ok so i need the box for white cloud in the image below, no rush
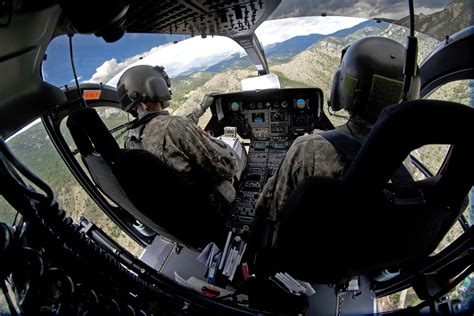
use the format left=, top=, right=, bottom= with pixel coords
left=105, top=36, right=246, bottom=86
left=255, top=16, right=366, bottom=46
left=87, top=16, right=367, bottom=87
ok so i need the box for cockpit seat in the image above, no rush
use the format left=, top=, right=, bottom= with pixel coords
left=265, top=100, right=473, bottom=283
left=66, top=107, right=229, bottom=249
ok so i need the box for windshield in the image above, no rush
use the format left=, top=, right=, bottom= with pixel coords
left=43, top=0, right=472, bottom=104
left=44, top=16, right=442, bottom=116
left=271, top=0, right=453, bottom=19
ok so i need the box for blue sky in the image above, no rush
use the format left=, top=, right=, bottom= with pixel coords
left=43, top=33, right=188, bottom=87
left=43, top=17, right=366, bottom=88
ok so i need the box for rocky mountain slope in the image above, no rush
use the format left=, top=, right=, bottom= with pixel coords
left=170, top=22, right=439, bottom=127
left=396, top=0, right=472, bottom=41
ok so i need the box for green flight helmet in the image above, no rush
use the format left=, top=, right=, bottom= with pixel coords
left=329, top=37, right=420, bottom=123
left=117, top=65, right=172, bottom=116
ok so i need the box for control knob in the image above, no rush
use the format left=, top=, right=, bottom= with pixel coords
left=295, top=116, right=306, bottom=126
left=231, top=117, right=242, bottom=126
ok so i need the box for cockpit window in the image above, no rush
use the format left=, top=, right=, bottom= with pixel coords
left=0, top=197, right=17, bottom=226
left=414, top=79, right=473, bottom=253
left=269, top=0, right=471, bottom=42
left=4, top=121, right=143, bottom=256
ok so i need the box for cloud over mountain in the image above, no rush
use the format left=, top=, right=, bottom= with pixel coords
left=86, top=16, right=366, bottom=86
left=270, top=0, right=450, bottom=20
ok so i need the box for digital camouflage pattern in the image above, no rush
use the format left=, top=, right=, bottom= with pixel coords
left=125, top=111, right=239, bottom=202
left=255, top=120, right=415, bottom=221
left=255, top=131, right=345, bottom=221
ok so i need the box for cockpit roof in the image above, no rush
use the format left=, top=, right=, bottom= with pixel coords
left=58, top=0, right=471, bottom=42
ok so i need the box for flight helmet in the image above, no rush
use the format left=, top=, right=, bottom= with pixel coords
left=117, top=65, right=172, bottom=115
left=329, top=37, right=420, bottom=123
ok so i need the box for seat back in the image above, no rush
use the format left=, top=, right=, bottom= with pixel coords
left=271, top=100, right=474, bottom=283
left=66, top=108, right=228, bottom=249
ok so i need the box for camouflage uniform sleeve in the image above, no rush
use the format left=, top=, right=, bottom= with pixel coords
left=166, top=116, right=238, bottom=183
left=255, top=133, right=344, bottom=221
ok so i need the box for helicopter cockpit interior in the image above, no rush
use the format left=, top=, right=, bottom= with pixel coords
left=1, top=0, right=473, bottom=315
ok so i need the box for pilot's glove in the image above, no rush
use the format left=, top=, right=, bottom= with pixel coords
left=188, top=92, right=218, bottom=124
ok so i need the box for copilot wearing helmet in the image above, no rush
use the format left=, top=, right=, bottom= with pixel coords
left=117, top=65, right=172, bottom=117
left=255, top=37, right=420, bottom=221
left=329, top=37, right=420, bottom=125
left=117, top=65, right=239, bottom=202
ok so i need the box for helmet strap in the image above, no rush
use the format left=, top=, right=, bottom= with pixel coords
left=327, top=104, right=349, bottom=120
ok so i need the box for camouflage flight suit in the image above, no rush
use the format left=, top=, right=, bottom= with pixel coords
left=124, top=111, right=239, bottom=202
left=255, top=120, right=414, bottom=221
left=255, top=129, right=345, bottom=221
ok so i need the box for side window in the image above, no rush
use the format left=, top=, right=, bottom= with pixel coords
left=4, top=119, right=143, bottom=256
left=411, top=80, right=471, bottom=179
left=414, top=80, right=473, bottom=253
left=60, top=105, right=131, bottom=161
left=95, top=107, right=132, bottom=147
left=60, top=106, right=131, bottom=151
left=0, top=197, right=18, bottom=225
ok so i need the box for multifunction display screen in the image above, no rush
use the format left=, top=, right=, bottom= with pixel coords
left=251, top=113, right=265, bottom=123
left=271, top=123, right=287, bottom=134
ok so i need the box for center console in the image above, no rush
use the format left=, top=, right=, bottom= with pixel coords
left=206, top=88, right=332, bottom=239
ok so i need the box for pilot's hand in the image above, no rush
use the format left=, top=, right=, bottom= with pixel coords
left=200, top=93, right=217, bottom=112
left=188, top=93, right=218, bottom=124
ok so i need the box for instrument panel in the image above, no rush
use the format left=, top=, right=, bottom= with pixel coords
left=206, top=88, right=333, bottom=239
left=207, top=88, right=327, bottom=141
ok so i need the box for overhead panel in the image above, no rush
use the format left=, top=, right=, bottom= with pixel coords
left=125, top=0, right=280, bottom=38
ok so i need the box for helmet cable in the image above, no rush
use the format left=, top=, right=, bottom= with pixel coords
left=68, top=34, right=88, bottom=108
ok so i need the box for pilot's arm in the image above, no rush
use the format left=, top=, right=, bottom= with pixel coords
left=165, top=116, right=239, bottom=199
left=179, top=93, right=217, bottom=124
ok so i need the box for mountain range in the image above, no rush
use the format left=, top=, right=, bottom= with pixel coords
left=385, top=0, right=474, bottom=41
left=386, top=0, right=472, bottom=41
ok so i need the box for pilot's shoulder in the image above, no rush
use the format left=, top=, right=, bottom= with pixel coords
left=161, top=115, right=202, bottom=137
left=167, top=115, right=194, bottom=127
left=291, top=132, right=333, bottom=148
left=148, top=115, right=191, bottom=131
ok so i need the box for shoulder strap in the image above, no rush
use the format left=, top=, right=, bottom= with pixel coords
left=126, top=112, right=165, bottom=131
left=319, top=129, right=361, bottom=177
left=123, top=112, right=166, bottom=149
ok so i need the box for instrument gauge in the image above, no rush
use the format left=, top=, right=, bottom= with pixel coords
left=230, top=101, right=240, bottom=111
left=296, top=99, right=306, bottom=109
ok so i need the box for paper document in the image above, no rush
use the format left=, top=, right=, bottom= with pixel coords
left=196, top=242, right=220, bottom=268
left=220, top=136, right=244, bottom=159
left=219, top=136, right=247, bottom=180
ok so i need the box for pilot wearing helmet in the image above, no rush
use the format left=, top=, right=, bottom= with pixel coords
left=117, top=65, right=239, bottom=202
left=256, top=36, right=420, bottom=221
